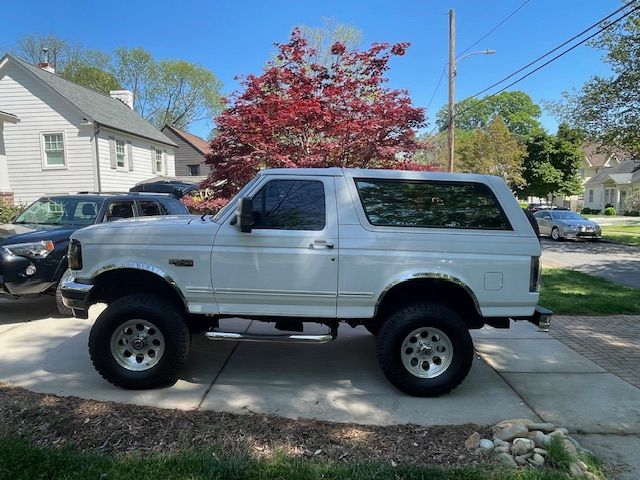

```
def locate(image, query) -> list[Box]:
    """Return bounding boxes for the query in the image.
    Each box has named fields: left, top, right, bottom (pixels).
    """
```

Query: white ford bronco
left=62, top=168, right=550, bottom=397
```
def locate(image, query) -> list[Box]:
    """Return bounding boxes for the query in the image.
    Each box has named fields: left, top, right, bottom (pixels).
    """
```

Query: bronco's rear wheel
left=89, top=294, right=190, bottom=389
left=376, top=302, right=473, bottom=397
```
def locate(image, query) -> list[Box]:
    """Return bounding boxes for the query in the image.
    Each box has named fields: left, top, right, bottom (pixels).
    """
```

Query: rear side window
left=355, top=179, right=511, bottom=230
left=138, top=200, right=165, bottom=216
left=252, top=179, right=326, bottom=231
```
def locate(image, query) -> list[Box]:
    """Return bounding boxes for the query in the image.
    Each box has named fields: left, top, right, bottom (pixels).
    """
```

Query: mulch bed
left=0, top=384, right=489, bottom=468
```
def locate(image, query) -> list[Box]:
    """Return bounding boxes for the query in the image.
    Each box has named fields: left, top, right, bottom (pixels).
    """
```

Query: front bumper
left=0, top=252, right=58, bottom=296
left=561, top=227, right=601, bottom=240
left=60, top=279, right=93, bottom=319
left=513, top=305, right=553, bottom=332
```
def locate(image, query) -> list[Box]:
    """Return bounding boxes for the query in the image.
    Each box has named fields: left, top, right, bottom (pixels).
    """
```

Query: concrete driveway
left=1, top=296, right=639, bottom=478
left=541, top=238, right=640, bottom=289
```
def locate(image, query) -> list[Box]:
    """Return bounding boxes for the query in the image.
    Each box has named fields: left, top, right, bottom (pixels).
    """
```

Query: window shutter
left=163, top=150, right=168, bottom=175
left=109, top=137, right=116, bottom=169
left=151, top=146, right=156, bottom=174
left=127, top=141, right=133, bottom=171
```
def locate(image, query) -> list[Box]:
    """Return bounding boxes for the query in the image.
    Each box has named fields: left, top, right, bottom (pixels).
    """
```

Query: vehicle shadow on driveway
left=0, top=296, right=65, bottom=326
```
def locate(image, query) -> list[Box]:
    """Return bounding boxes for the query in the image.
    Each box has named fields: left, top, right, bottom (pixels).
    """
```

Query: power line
left=467, top=0, right=639, bottom=100
left=425, top=64, right=447, bottom=111
left=426, top=0, right=640, bottom=137
left=457, top=0, right=531, bottom=58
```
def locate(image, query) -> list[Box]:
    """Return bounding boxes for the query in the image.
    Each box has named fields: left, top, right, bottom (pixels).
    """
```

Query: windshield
left=15, top=198, right=102, bottom=226
left=552, top=211, right=584, bottom=221
left=212, top=176, right=261, bottom=222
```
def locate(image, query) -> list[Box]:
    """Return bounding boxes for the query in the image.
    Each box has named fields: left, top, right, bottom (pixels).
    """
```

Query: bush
left=624, top=210, right=640, bottom=217
left=625, top=190, right=640, bottom=213
left=604, top=207, right=617, bottom=216
left=0, top=199, right=24, bottom=224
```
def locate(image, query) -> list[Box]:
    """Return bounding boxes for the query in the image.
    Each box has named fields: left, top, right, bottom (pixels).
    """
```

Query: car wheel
left=376, top=302, right=473, bottom=397
left=88, top=294, right=191, bottom=389
left=55, top=268, right=74, bottom=316
left=551, top=227, right=562, bottom=241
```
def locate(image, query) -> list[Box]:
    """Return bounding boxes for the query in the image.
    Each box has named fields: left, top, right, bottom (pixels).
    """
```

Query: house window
left=115, top=140, right=126, bottom=168
left=588, top=190, right=593, bottom=203
left=187, top=164, right=200, bottom=176
left=155, top=149, right=163, bottom=173
left=42, top=133, right=66, bottom=167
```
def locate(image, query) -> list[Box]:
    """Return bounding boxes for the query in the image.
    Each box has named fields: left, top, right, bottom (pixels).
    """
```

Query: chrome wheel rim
left=551, top=228, right=559, bottom=240
left=110, top=319, right=165, bottom=371
left=401, top=327, right=453, bottom=378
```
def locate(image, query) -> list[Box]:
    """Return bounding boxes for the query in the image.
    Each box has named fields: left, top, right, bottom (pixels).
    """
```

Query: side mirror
left=235, top=197, right=254, bottom=233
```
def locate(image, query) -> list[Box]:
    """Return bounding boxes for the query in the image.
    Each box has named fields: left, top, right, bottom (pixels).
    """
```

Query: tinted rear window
left=355, top=179, right=511, bottom=230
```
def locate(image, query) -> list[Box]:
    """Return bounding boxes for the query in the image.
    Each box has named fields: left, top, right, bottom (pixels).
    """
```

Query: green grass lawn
left=540, top=268, right=640, bottom=315
left=601, top=224, right=640, bottom=246
left=0, top=436, right=577, bottom=480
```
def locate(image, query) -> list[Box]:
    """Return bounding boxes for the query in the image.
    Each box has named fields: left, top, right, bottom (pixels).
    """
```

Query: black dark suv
left=1, top=192, right=188, bottom=314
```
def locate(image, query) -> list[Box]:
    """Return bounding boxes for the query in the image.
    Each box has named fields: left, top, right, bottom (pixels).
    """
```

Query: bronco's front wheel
left=376, top=302, right=473, bottom=397
left=88, top=294, right=190, bottom=389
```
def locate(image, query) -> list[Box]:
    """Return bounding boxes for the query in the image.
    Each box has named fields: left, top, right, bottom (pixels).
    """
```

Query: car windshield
left=14, top=198, right=101, bottom=226
left=552, top=211, right=584, bottom=220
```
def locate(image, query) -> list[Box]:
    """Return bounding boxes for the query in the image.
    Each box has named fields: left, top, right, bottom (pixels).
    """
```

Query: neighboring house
left=583, top=160, right=640, bottom=212
left=0, top=54, right=177, bottom=204
left=161, top=125, right=211, bottom=183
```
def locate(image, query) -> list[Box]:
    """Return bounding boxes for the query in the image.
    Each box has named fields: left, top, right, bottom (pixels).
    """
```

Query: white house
left=0, top=54, right=177, bottom=204
left=583, top=159, right=640, bottom=213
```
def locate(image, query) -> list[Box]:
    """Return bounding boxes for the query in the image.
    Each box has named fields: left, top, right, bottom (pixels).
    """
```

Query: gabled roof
left=1, top=55, right=176, bottom=147
left=162, top=125, right=211, bottom=155
left=585, top=159, right=640, bottom=186
left=583, top=143, right=631, bottom=168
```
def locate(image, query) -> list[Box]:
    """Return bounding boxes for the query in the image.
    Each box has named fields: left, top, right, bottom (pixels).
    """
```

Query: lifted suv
left=1, top=192, right=187, bottom=314
left=62, top=168, right=551, bottom=397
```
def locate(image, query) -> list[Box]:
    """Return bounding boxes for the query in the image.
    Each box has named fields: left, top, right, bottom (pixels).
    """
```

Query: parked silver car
left=534, top=210, right=601, bottom=241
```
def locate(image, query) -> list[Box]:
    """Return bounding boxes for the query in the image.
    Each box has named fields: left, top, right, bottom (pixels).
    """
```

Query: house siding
left=97, top=128, right=175, bottom=192
left=0, top=61, right=96, bottom=204
left=161, top=127, right=209, bottom=177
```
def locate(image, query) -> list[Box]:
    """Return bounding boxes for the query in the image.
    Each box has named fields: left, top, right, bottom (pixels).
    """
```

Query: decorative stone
left=479, top=439, right=494, bottom=450
left=534, top=447, right=548, bottom=456
left=511, top=438, right=534, bottom=456
left=563, top=439, right=578, bottom=456
left=514, top=453, right=532, bottom=466
left=550, top=428, right=569, bottom=438
left=494, top=445, right=510, bottom=454
left=492, top=419, right=534, bottom=433
left=528, top=422, right=556, bottom=433
left=494, top=423, right=529, bottom=442
left=496, top=452, right=517, bottom=468
left=584, top=473, right=599, bottom=480
left=528, top=430, right=546, bottom=445
left=569, top=462, right=585, bottom=478
left=493, top=438, right=508, bottom=447
left=531, top=453, right=545, bottom=467
left=464, top=432, right=481, bottom=449
left=577, top=460, right=589, bottom=471
left=566, top=436, right=583, bottom=452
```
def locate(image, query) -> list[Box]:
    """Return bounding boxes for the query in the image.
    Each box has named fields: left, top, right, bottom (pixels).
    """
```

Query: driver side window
left=251, top=180, right=326, bottom=231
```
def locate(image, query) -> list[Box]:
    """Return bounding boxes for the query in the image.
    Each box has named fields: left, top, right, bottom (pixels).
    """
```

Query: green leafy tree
left=457, top=116, right=526, bottom=187
left=521, top=123, right=584, bottom=198
left=60, top=62, right=120, bottom=94
left=299, top=17, right=362, bottom=67
left=436, top=91, right=543, bottom=139
left=553, top=8, right=640, bottom=156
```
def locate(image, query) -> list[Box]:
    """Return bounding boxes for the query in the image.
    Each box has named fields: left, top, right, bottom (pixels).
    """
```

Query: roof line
left=162, top=124, right=209, bottom=154
left=99, top=123, right=177, bottom=147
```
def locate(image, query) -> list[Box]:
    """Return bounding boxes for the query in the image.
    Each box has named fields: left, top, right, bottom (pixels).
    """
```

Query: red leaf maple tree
left=201, top=29, right=431, bottom=205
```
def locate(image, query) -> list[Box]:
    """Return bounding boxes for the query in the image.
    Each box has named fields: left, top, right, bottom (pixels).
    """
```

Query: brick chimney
left=36, top=48, right=55, bottom=73
left=110, top=90, right=134, bottom=109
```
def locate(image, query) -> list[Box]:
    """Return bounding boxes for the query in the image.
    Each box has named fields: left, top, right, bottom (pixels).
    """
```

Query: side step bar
left=204, top=330, right=336, bottom=344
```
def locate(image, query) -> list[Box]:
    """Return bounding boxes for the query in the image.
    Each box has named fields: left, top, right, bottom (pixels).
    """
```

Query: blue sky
left=0, top=0, right=621, bottom=139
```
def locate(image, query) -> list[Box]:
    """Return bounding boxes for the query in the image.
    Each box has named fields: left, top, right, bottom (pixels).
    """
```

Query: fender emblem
left=169, top=259, right=193, bottom=267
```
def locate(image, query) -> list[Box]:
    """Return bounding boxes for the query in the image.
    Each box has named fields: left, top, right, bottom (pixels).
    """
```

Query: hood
left=556, top=219, right=597, bottom=227
left=0, top=223, right=80, bottom=245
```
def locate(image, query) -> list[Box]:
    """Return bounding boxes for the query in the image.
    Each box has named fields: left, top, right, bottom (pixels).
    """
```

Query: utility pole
left=447, top=9, right=456, bottom=173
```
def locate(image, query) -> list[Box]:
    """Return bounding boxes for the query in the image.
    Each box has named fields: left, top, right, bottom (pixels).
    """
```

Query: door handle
left=310, top=240, right=334, bottom=249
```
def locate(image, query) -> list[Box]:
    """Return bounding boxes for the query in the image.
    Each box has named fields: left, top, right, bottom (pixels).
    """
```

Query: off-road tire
left=376, top=302, right=473, bottom=397
left=88, top=294, right=190, bottom=389
left=55, top=268, right=74, bottom=316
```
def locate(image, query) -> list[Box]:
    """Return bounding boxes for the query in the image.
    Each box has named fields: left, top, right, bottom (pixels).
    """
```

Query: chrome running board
left=204, top=331, right=335, bottom=344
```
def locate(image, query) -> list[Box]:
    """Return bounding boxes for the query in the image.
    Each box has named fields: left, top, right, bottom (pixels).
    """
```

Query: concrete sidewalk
left=1, top=296, right=639, bottom=478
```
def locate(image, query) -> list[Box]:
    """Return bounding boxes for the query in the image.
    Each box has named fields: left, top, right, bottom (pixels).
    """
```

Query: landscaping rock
left=496, top=452, right=517, bottom=468
left=569, top=462, right=585, bottom=478
left=550, top=428, right=569, bottom=438
left=528, top=422, right=556, bottom=433
left=492, top=419, right=534, bottom=433
left=511, top=438, right=534, bottom=456
left=533, top=447, right=548, bottom=456
left=514, top=453, right=532, bottom=466
left=584, top=473, right=599, bottom=480
left=464, top=432, right=481, bottom=449
left=528, top=430, right=547, bottom=445
left=479, top=439, right=494, bottom=450
left=531, top=453, right=545, bottom=467
left=563, top=439, right=578, bottom=456
left=577, top=460, right=589, bottom=472
left=566, top=435, right=583, bottom=452
left=493, top=438, right=508, bottom=448
left=493, top=423, right=529, bottom=442
left=494, top=445, right=510, bottom=454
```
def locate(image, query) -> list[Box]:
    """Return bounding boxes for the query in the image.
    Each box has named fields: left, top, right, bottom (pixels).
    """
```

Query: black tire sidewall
left=89, top=294, right=190, bottom=389
left=376, top=302, right=473, bottom=397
